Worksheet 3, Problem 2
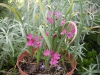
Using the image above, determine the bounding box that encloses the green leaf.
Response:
[97,30,100,45]
[0,3,22,24]
[93,20,100,26]
[65,0,73,17]
[39,25,51,49]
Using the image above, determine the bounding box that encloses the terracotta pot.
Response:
[66,54,77,75]
[16,51,77,75]
[16,51,30,75]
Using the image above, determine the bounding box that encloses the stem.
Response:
[36,48,41,64]
[45,56,50,69]
[29,46,33,58]
[37,40,43,64]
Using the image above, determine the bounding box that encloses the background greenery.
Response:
[0,0,100,75]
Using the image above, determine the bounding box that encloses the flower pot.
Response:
[16,51,77,75]
[16,51,30,75]
[66,54,77,75]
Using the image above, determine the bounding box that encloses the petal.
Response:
[26,34,33,40]
[60,20,66,26]
[50,58,58,66]
[26,39,34,46]
[60,29,66,35]
[43,49,51,56]
[67,32,73,39]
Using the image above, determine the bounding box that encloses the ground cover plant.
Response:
[0,0,100,75]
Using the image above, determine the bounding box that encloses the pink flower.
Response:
[46,31,49,36]
[26,34,33,40]
[60,20,66,26]
[35,41,41,48]
[50,52,60,65]
[67,28,75,39]
[43,49,51,56]
[51,51,55,56]
[55,11,60,17]
[50,58,59,66]
[67,32,73,39]
[26,34,42,48]
[55,11,60,20]
[43,50,60,66]
[34,35,38,40]
[53,52,60,60]
[26,39,35,46]
[60,29,66,35]
[47,11,53,16]
[47,11,54,24]
[47,17,53,24]
[67,22,73,28]
[53,34,57,37]
[71,28,75,34]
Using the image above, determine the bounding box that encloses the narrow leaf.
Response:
[0,3,22,24]
[97,30,100,45]
[65,0,74,17]
[39,25,51,49]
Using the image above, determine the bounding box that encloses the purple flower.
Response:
[43,49,51,56]
[57,66,62,70]
[40,65,45,70]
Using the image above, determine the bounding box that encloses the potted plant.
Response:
[16,0,77,75]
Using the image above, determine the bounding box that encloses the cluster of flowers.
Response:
[26,10,75,66]
[43,49,60,66]
[26,34,60,66]
[26,34,42,48]
[47,11,75,39]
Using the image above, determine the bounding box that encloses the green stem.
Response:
[57,36,66,53]
[36,48,41,64]
[45,56,50,69]
[37,39,44,64]
[29,46,33,58]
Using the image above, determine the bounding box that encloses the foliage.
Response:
[0,0,78,74]
[0,0,100,74]
[0,17,26,74]
[24,0,78,69]
[77,33,100,74]
[0,0,9,18]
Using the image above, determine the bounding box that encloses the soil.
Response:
[19,56,77,75]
